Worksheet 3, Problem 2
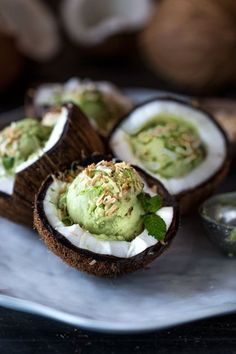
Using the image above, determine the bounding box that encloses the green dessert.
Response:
[34,155,178,276]
[33,79,132,136]
[62,87,126,134]
[57,160,166,241]
[0,118,52,175]
[127,115,206,179]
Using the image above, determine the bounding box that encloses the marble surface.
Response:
[1,213,236,332]
[0,89,235,333]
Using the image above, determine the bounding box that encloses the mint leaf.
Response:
[147,195,162,212]
[2,156,15,171]
[138,192,162,213]
[143,214,167,241]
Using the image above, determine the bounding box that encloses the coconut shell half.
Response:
[34,155,179,277]
[108,97,231,214]
[24,80,133,138]
[0,103,105,226]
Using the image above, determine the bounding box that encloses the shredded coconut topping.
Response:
[79,160,144,216]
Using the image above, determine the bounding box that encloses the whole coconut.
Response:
[140,0,236,93]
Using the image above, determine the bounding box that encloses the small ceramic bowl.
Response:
[199,192,236,257]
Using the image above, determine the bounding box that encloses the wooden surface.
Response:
[0,307,236,354]
[0,57,236,353]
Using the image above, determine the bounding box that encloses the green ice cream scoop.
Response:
[0,118,52,173]
[63,89,110,127]
[66,160,145,240]
[62,88,127,135]
[128,115,206,179]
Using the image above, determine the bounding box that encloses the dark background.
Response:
[2,50,236,114]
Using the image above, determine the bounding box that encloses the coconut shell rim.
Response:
[25,81,133,121]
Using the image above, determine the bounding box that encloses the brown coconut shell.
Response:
[0,103,105,226]
[140,0,236,94]
[108,97,231,214]
[34,155,179,277]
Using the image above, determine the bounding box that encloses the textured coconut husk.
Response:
[140,0,236,94]
[0,103,105,226]
[34,155,179,277]
[108,97,231,214]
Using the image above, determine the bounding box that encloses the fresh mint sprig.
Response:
[138,192,167,242]
[2,156,15,171]
[143,214,166,242]
[138,192,162,213]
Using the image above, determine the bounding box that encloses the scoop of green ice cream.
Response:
[66,160,145,240]
[128,115,206,179]
[63,89,110,127]
[62,87,127,135]
[0,118,52,173]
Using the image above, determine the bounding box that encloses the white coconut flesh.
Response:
[43,178,174,258]
[0,108,68,195]
[34,83,63,107]
[34,78,132,131]
[34,78,131,109]
[110,100,227,195]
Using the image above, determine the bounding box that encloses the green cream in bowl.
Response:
[0,118,52,175]
[0,108,68,195]
[66,161,144,240]
[42,160,175,258]
[128,115,206,179]
[110,98,227,197]
[32,78,133,136]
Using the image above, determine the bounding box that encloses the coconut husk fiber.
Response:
[140,0,236,93]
